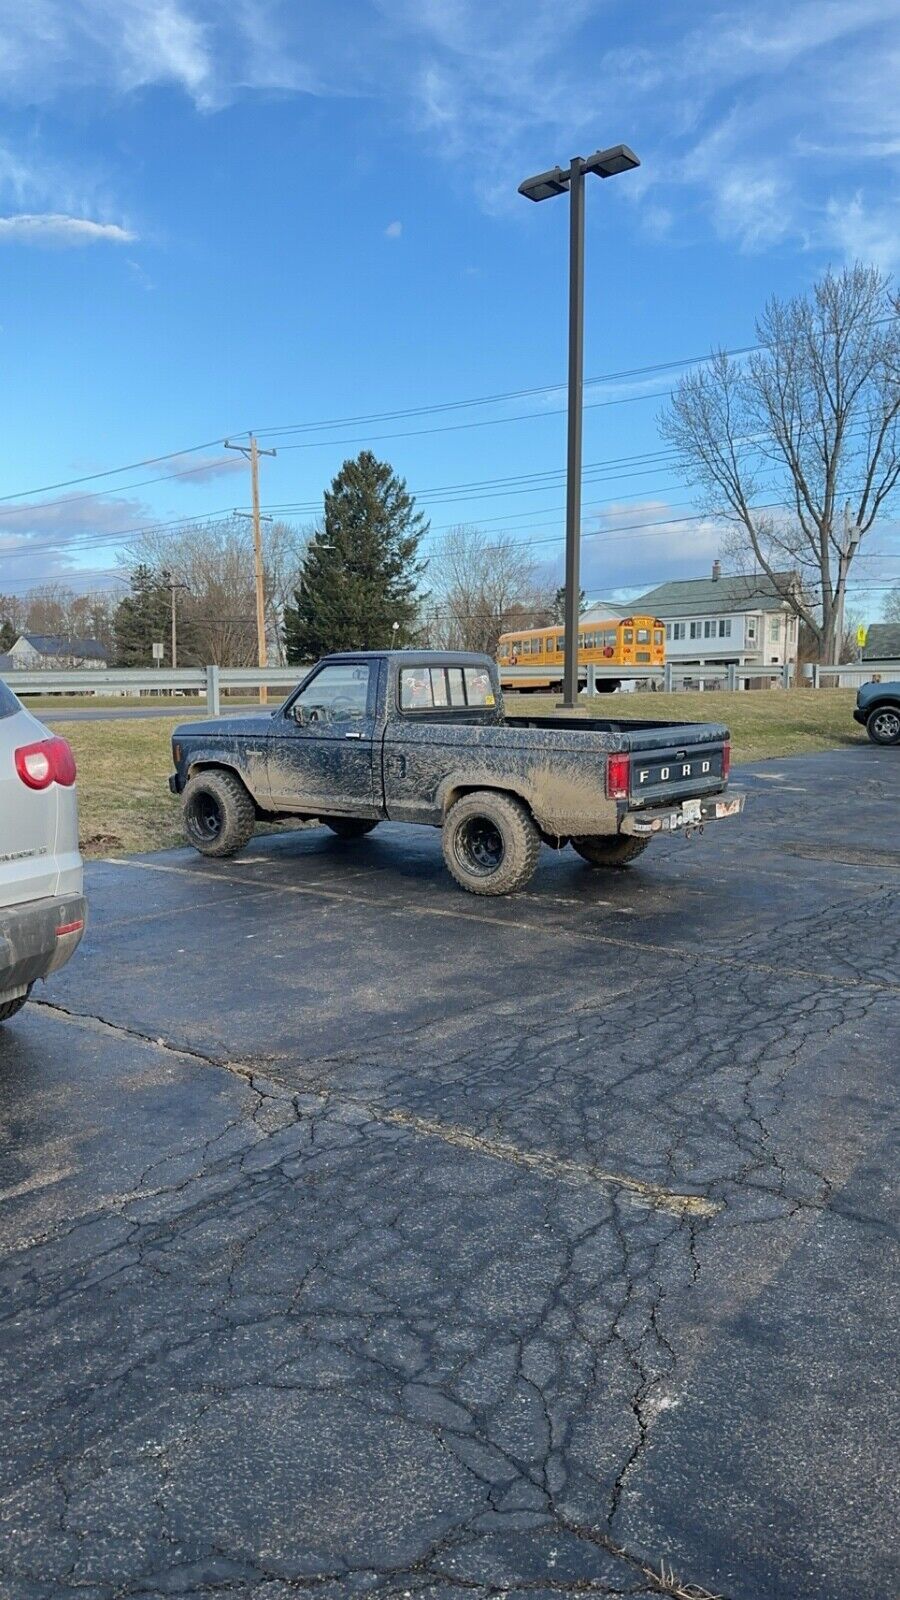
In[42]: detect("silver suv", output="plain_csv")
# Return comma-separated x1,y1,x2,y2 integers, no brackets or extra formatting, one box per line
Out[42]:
0,678,86,1022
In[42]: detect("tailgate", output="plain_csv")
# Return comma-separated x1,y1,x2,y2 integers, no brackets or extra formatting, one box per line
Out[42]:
628,732,728,807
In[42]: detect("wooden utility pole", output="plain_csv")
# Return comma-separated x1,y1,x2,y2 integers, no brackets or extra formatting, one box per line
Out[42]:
162,571,189,670
225,434,277,703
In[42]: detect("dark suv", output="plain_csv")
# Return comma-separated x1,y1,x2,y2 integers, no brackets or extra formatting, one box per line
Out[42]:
854,680,900,745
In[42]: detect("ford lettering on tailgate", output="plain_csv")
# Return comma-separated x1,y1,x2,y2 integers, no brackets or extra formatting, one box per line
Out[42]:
635,751,723,787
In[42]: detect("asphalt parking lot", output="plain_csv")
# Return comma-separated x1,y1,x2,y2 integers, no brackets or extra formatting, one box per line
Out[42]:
1,746,897,1600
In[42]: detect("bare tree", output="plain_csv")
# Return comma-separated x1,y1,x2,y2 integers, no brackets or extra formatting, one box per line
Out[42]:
120,515,308,666
661,265,900,661
883,583,900,623
426,525,553,653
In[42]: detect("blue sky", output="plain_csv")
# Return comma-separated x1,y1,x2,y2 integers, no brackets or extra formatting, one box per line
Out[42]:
0,0,898,614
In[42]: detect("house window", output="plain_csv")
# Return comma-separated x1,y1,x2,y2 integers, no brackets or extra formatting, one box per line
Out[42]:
671,622,686,641
704,620,715,639
689,621,700,639
665,624,671,641
747,619,757,641
718,619,732,638
770,616,781,640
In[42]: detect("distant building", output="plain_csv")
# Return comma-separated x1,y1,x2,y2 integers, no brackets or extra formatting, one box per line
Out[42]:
5,633,109,670
581,596,632,622
630,564,803,670
861,624,900,662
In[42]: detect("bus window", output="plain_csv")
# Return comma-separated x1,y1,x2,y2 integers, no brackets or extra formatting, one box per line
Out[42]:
623,629,634,644
654,629,664,646
637,628,649,643
583,632,594,649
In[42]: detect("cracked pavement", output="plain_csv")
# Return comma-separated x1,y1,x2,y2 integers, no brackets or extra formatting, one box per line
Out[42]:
0,746,897,1600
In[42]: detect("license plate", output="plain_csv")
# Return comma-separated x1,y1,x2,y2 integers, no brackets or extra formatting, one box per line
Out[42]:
680,798,702,824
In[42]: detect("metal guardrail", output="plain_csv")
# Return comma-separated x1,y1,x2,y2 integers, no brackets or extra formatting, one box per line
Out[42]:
8,656,886,714
3,665,313,715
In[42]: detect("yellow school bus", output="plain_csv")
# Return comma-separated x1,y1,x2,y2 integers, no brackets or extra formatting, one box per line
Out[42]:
496,614,666,693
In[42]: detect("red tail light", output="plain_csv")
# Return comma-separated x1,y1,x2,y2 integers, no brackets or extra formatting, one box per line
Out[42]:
722,740,731,781
15,737,77,790
607,752,630,799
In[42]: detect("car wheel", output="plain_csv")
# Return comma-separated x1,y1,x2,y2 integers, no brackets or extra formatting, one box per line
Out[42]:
571,834,650,868
323,818,379,840
442,790,541,896
0,989,31,1023
182,769,257,857
866,706,900,746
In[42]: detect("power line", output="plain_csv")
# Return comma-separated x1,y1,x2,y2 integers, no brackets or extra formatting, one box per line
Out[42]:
0,344,760,510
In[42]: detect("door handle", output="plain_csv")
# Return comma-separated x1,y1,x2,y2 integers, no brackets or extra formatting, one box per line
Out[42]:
344,730,364,740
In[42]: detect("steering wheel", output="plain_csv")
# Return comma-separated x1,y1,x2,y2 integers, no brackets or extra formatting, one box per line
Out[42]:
329,696,357,718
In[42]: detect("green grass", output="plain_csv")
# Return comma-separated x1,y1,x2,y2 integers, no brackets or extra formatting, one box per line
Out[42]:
505,687,865,765
48,689,864,860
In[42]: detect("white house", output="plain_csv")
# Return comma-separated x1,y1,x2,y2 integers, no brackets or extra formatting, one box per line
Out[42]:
630,565,802,670
5,633,109,670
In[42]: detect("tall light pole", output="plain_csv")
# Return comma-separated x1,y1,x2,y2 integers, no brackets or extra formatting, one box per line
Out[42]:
519,144,640,708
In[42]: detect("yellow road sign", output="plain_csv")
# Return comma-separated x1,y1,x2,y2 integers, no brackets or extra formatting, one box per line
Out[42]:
856,625,868,648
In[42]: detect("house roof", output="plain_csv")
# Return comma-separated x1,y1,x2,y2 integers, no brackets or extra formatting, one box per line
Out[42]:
19,632,109,661
630,571,799,619
862,623,900,660
581,597,632,621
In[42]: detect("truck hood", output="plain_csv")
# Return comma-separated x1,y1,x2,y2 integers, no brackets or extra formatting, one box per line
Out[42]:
173,712,276,739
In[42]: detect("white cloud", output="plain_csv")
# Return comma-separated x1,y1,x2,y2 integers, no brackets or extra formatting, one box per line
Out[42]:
163,452,246,483
0,0,895,268
0,213,135,246
0,492,149,542
384,219,403,238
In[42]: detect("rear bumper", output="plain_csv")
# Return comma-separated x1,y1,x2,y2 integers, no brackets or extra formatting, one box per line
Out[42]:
0,892,87,1002
621,791,745,836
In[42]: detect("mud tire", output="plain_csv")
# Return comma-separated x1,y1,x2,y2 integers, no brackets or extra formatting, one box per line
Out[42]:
866,705,900,746
571,834,650,868
182,769,257,858
323,818,379,839
442,790,541,896
0,989,30,1023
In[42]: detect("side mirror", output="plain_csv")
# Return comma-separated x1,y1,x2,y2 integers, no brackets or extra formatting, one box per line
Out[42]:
290,702,310,726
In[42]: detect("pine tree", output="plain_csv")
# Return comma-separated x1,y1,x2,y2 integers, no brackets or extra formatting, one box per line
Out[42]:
0,618,16,653
283,452,427,662
112,566,172,666
552,586,586,623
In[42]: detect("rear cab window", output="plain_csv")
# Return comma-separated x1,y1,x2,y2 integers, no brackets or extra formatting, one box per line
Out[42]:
0,679,21,719
399,665,496,713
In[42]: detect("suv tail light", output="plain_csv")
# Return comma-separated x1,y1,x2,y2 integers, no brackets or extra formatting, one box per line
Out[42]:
722,740,731,780
606,752,630,800
15,737,77,790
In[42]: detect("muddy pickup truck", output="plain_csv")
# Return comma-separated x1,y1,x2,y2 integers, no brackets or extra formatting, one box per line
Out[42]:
169,651,744,895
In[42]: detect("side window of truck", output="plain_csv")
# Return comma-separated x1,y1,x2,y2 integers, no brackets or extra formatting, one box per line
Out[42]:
292,664,371,722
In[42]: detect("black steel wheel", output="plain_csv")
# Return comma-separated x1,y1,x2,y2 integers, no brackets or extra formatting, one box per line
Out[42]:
442,790,541,896
182,769,257,858
323,818,379,840
571,834,650,868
